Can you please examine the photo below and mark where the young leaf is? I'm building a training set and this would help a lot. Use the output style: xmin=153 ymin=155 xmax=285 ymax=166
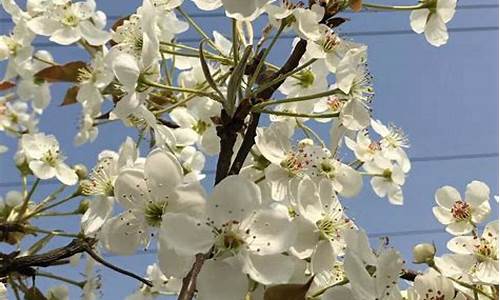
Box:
xmin=24 ymin=287 xmax=48 ymax=300
xmin=61 ymin=86 xmax=80 ymax=106
xmin=264 ymin=277 xmax=314 ymax=300
xmin=35 ymin=61 xmax=87 ymax=83
xmin=226 ymin=45 xmax=253 ymax=116
xmin=199 ymin=40 xmax=225 ymax=102
xmin=0 ymin=81 xmax=15 ymax=90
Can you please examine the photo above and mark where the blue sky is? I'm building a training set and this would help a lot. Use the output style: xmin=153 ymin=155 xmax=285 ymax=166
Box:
xmin=1 ymin=1 xmax=498 ymax=299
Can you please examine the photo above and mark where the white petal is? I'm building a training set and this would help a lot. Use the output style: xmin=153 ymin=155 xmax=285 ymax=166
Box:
xmin=192 ymin=0 xmax=222 ymax=11
xmin=290 ymin=217 xmax=319 ymax=259
xmin=112 ymin=53 xmax=140 ymax=88
xmin=311 ymin=240 xmax=336 ymax=274
xmin=29 ymin=161 xmax=56 ymax=180
xmin=102 ymin=213 xmax=143 ymax=255
xmin=344 ymin=229 xmax=377 ymax=265
xmin=322 ymin=286 xmax=354 ymax=300
xmin=157 ymin=244 xmax=195 ymax=278
xmin=476 ymin=260 xmax=499 ymax=285
xmin=197 ymin=259 xmax=248 ymax=300
xmin=340 ymin=99 xmax=370 ymax=131
xmin=208 ymin=175 xmax=261 ymax=226
xmin=409 ymin=9 xmax=430 ymax=34
xmin=114 ymin=168 xmax=150 ymax=208
xmin=242 ymin=252 xmax=296 ymax=285
xmin=81 ymin=196 xmax=114 ymax=235
xmin=436 ymin=0 xmax=457 ymax=23
xmin=113 ymin=92 xmax=140 ymax=119
xmin=435 ymin=185 xmax=461 ymax=209
xmin=446 ymin=221 xmax=473 ymax=235
xmin=246 ymin=205 xmax=296 ymax=255
xmin=464 ymin=180 xmax=490 ymax=207
xmin=27 ymin=16 xmax=61 ymax=36
xmin=145 ymin=149 xmax=183 ymax=191
xmin=160 ymin=213 xmax=213 ymax=256
xmin=50 ymin=27 xmax=81 ymax=45
xmin=255 ymin=122 xmax=291 ymax=165
xmin=297 ymin=176 xmax=323 ymax=222
xmin=424 ymin=14 xmax=449 ymax=47
xmin=79 ymin=20 xmax=111 ymax=46
xmin=446 ymin=236 xmax=475 ymax=254
xmin=432 ymin=206 xmax=454 ymax=225
xmin=335 ymin=163 xmax=363 ymax=197
xmin=55 ymin=163 xmax=78 ymax=185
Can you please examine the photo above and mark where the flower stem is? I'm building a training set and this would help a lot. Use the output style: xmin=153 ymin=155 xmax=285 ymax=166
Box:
xmin=16 ymin=178 xmax=40 ymax=221
xmin=141 ymin=78 xmax=220 ymax=101
xmin=253 ymin=88 xmax=341 ymax=111
xmin=362 ymin=2 xmax=427 ymax=11
xmin=257 ymin=109 xmax=339 ymax=119
xmin=176 ymin=7 xmax=221 ymax=53
xmin=36 ymin=271 xmax=86 ymax=288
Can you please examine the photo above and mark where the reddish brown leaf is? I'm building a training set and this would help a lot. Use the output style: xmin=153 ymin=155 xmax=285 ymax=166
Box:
xmin=61 ymin=86 xmax=80 ymax=106
xmin=264 ymin=277 xmax=314 ymax=300
xmin=35 ymin=61 xmax=87 ymax=83
xmin=0 ymin=81 xmax=16 ymax=90
xmin=350 ymin=0 xmax=363 ymax=12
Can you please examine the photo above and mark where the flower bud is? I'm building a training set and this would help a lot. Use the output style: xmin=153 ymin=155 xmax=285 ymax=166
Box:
xmin=73 ymin=164 xmax=88 ymax=180
xmin=412 ymin=243 xmax=436 ymax=264
xmin=75 ymin=199 xmax=90 ymax=214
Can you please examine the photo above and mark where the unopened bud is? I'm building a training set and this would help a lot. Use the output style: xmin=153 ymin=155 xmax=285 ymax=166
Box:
xmin=73 ymin=164 xmax=88 ymax=180
xmin=15 ymin=152 xmax=31 ymax=176
xmin=412 ymin=243 xmax=436 ymax=264
xmin=75 ymin=199 xmax=90 ymax=214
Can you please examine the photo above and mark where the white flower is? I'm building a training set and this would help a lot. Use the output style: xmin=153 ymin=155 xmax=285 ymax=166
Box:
xmin=335 ymin=46 xmax=372 ymax=130
xmin=256 ymin=122 xmax=362 ymax=200
xmin=324 ymin=229 xmax=403 ymax=300
xmin=292 ymin=4 xmax=324 ymax=41
xmin=410 ymin=0 xmax=457 ymax=47
xmin=432 ymin=181 xmax=491 ymax=235
xmin=0 ymin=20 xmax=35 ymax=81
xmin=76 ymin=53 xmax=114 ymax=114
xmin=407 ymin=268 xmax=466 ymax=300
xmin=345 ymin=130 xmax=381 ymax=162
xmin=364 ymin=155 xmax=406 ymax=205
xmin=0 ymin=99 xmax=38 ymax=134
xmin=445 ymin=220 xmax=498 ymax=285
xmin=0 ymin=144 xmax=7 ymax=154
xmin=20 ymin=133 xmax=78 ymax=185
xmin=81 ymin=137 xmax=138 ymax=235
xmin=371 ymin=119 xmax=411 ymax=172
xmin=27 ymin=0 xmax=111 ymax=46
xmin=102 ymin=148 xmax=206 ymax=255
xmin=16 ymin=50 xmax=53 ymax=111
xmin=159 ymin=175 xmax=297 ymax=288
xmin=290 ymin=176 xmax=355 ymax=259
xmin=0 ymin=282 xmax=7 ymax=300
xmin=170 ymin=97 xmax=222 ymax=155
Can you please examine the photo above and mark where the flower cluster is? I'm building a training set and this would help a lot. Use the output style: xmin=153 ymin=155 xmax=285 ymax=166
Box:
xmin=0 ymin=0 xmax=494 ymax=300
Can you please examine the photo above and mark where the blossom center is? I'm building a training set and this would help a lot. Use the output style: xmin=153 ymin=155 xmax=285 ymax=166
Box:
xmin=297 ymin=70 xmax=315 ymax=88
xmin=450 ymin=201 xmax=471 ymax=221
xmin=473 ymin=238 xmax=497 ymax=262
xmin=144 ymin=200 xmax=168 ymax=227
xmin=81 ymin=158 xmax=115 ymax=196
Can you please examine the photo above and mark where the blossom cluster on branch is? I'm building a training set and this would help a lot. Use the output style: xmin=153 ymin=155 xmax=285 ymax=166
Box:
xmin=0 ymin=0 xmax=497 ymax=300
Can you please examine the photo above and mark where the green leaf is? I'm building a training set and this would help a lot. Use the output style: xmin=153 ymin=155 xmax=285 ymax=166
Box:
xmin=24 ymin=233 xmax=55 ymax=256
xmin=226 ymin=45 xmax=253 ymax=116
xmin=199 ymin=40 xmax=225 ymax=102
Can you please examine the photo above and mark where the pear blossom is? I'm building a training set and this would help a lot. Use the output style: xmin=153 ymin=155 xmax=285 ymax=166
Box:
xmin=410 ymin=0 xmax=457 ymax=47
xmin=407 ymin=269 xmax=466 ymax=300
xmin=364 ymin=155 xmax=406 ymax=205
xmin=102 ymin=148 xmax=206 ymax=255
xmin=159 ymin=175 xmax=297 ymax=291
xmin=444 ymin=220 xmax=498 ymax=285
xmin=0 ymin=99 xmax=38 ymax=134
xmin=323 ymin=229 xmax=404 ymax=300
xmin=432 ymin=181 xmax=491 ymax=235
xmin=220 ymin=0 xmax=270 ymax=21
xmin=256 ymin=122 xmax=362 ymax=200
xmin=345 ymin=130 xmax=381 ymax=162
xmin=292 ymin=4 xmax=325 ymax=41
xmin=170 ymin=97 xmax=222 ymax=155
xmin=191 ymin=0 xmax=222 ymax=11
xmin=0 ymin=21 xmax=35 ymax=81
xmin=371 ymin=119 xmax=411 ymax=172
xmin=81 ymin=137 xmax=139 ymax=235
xmin=20 ymin=132 xmax=78 ymax=185
xmin=27 ymin=0 xmax=111 ymax=46
xmin=290 ymin=176 xmax=355 ymax=259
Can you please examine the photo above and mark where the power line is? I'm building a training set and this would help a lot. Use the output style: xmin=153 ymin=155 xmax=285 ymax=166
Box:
xmin=18 ymin=26 xmax=499 ymax=49
xmin=0 ymin=152 xmax=497 ymax=188
xmin=0 ymin=3 xmax=496 ymax=24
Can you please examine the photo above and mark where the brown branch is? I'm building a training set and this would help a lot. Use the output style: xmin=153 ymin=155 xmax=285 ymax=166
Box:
xmin=177 ymin=253 xmax=208 ymax=300
xmin=228 ymin=39 xmax=308 ymax=176
xmin=0 ymin=237 xmax=153 ymax=287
